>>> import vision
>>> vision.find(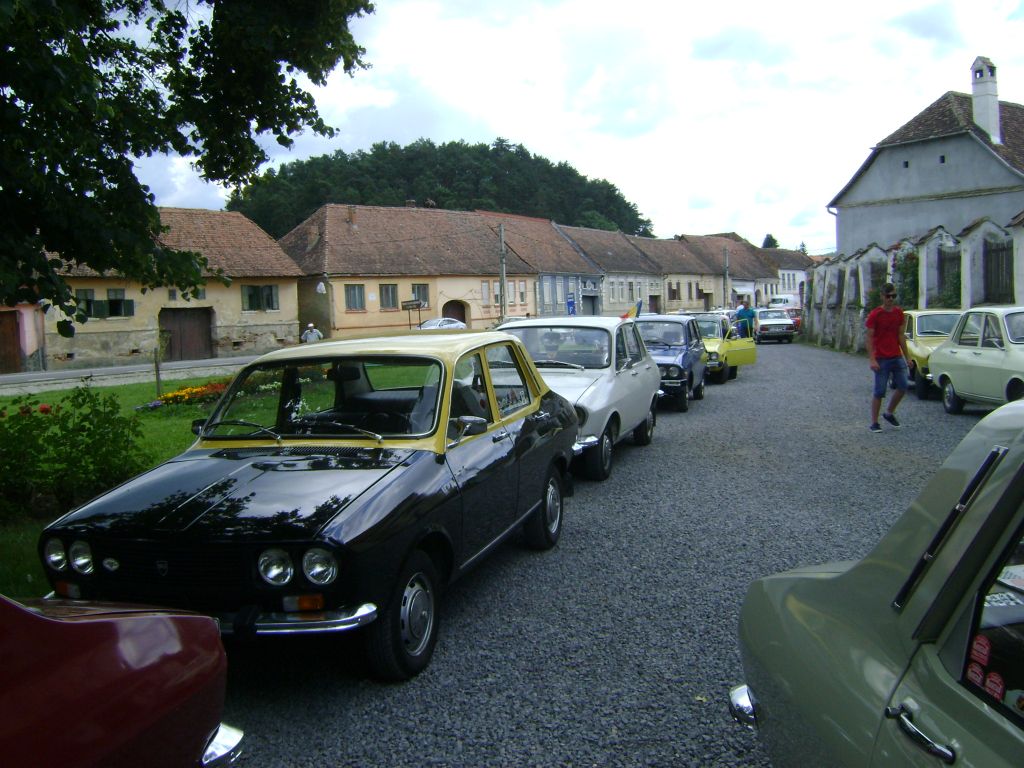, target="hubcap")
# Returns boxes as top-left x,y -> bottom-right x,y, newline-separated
544,478 -> 562,534
399,573 -> 434,656
601,432 -> 612,471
